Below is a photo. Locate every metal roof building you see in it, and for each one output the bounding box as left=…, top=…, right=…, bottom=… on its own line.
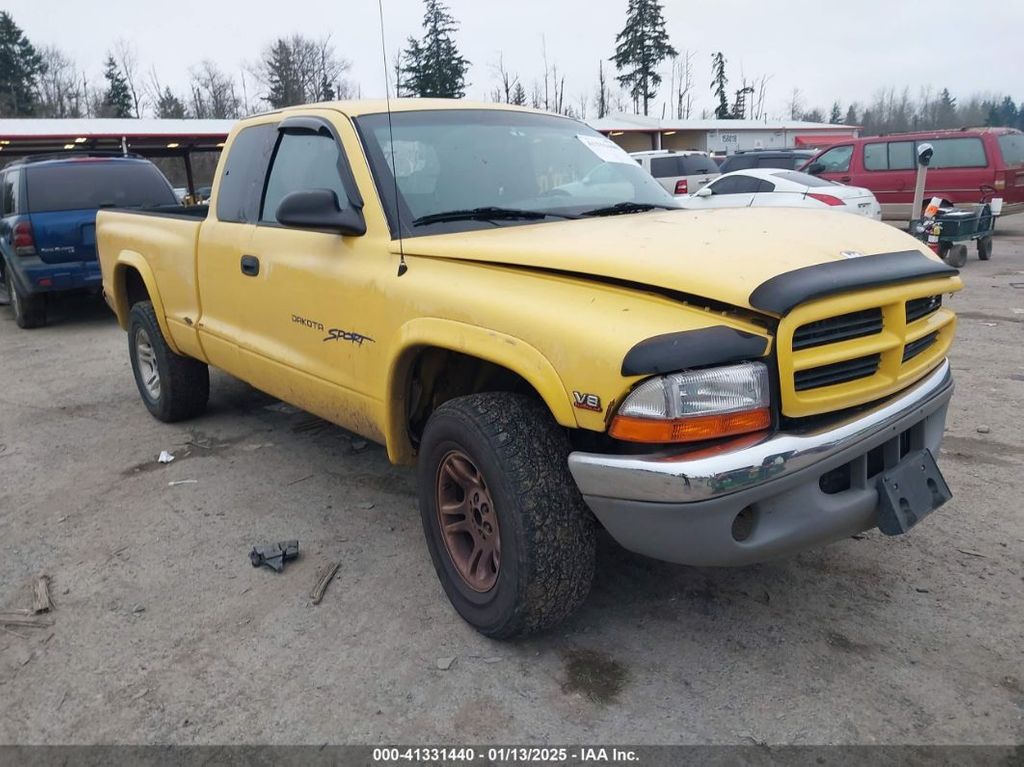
left=0, top=118, right=236, bottom=194
left=588, top=113, right=859, bottom=155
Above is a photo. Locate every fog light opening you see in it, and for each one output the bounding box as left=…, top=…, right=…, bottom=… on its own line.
left=731, top=506, right=757, bottom=542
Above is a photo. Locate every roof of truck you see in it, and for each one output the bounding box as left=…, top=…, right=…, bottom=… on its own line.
left=278, top=99, right=550, bottom=118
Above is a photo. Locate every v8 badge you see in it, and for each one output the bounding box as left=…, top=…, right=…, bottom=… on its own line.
left=572, top=391, right=602, bottom=412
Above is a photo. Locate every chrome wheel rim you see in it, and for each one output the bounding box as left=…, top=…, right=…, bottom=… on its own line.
left=435, top=449, right=501, bottom=593
left=135, top=328, right=161, bottom=400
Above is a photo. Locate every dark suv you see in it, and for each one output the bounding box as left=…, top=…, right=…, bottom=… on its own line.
left=718, top=149, right=817, bottom=175
left=0, top=153, right=177, bottom=328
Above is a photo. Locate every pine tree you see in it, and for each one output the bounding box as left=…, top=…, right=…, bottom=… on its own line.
left=510, top=82, right=527, bottom=106
left=844, top=104, right=859, bottom=125
left=402, top=0, right=470, bottom=98
left=829, top=101, right=842, bottom=124
left=101, top=55, right=133, bottom=117
left=263, top=39, right=303, bottom=108
left=934, top=88, right=957, bottom=128
left=998, top=96, right=1018, bottom=128
left=155, top=87, right=187, bottom=118
left=610, top=0, right=676, bottom=116
left=710, top=52, right=729, bottom=119
left=0, top=11, right=43, bottom=116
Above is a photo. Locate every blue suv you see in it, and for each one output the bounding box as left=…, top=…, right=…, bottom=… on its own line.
left=0, top=154, right=178, bottom=328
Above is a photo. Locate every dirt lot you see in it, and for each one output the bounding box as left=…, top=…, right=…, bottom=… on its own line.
left=1, top=219, right=1022, bottom=747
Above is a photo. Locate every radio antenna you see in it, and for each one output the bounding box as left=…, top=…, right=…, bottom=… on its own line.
left=378, top=0, right=407, bottom=276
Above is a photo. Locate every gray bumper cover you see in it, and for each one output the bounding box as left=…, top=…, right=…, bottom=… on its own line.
left=568, top=360, right=953, bottom=566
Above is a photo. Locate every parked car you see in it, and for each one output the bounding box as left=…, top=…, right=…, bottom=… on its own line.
left=0, top=153, right=178, bottom=328
left=98, top=100, right=960, bottom=638
left=631, top=149, right=720, bottom=195
left=677, top=168, right=882, bottom=219
left=718, top=148, right=817, bottom=174
left=803, top=128, right=1024, bottom=220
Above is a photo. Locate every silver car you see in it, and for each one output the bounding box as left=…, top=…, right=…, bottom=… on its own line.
left=631, top=149, right=720, bottom=196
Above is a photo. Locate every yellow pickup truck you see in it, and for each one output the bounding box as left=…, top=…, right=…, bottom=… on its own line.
left=98, top=100, right=961, bottom=638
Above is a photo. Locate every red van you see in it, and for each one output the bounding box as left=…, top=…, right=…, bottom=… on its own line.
left=803, top=128, right=1024, bottom=220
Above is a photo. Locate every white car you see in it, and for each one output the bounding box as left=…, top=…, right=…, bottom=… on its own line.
left=678, top=168, right=882, bottom=219
left=631, top=150, right=720, bottom=196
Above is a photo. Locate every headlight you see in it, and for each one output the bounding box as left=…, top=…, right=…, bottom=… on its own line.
left=609, top=362, right=771, bottom=443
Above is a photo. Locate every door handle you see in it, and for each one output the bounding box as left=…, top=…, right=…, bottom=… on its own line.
left=240, top=255, right=260, bottom=277
left=839, top=176, right=852, bottom=183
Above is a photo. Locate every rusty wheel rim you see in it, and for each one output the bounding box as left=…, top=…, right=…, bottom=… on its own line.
left=435, top=449, right=500, bottom=593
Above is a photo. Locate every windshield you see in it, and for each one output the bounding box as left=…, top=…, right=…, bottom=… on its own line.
left=25, top=161, right=177, bottom=213
left=356, top=109, right=676, bottom=235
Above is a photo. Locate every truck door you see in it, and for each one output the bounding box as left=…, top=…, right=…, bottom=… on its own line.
left=233, top=113, right=384, bottom=438
left=195, top=120, right=278, bottom=381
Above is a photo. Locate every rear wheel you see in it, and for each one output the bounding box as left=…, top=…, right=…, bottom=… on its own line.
left=128, top=301, right=209, bottom=422
left=417, top=392, right=596, bottom=639
left=977, top=235, right=993, bottom=261
left=5, top=267, right=46, bottom=329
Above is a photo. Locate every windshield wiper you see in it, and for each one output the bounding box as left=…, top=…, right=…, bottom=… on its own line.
left=579, top=202, right=675, bottom=217
left=412, top=206, right=575, bottom=227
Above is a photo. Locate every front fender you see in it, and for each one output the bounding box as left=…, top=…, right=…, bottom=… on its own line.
left=384, top=317, right=579, bottom=464
left=110, top=252, right=181, bottom=355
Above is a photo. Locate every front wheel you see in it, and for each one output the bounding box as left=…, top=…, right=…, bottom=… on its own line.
left=977, top=235, right=993, bottom=261
left=128, top=301, right=210, bottom=422
left=417, top=393, right=596, bottom=639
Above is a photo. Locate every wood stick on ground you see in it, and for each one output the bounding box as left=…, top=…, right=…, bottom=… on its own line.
left=0, top=613, right=53, bottom=629
left=310, top=561, right=341, bottom=605
left=33, top=575, right=53, bottom=614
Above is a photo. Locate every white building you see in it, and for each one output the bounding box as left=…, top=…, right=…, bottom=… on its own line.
left=588, top=113, right=859, bottom=155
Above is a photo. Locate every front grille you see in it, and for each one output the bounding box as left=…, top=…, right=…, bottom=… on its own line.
left=794, top=354, right=881, bottom=391
left=792, top=308, right=883, bottom=350
left=903, top=332, right=938, bottom=362
left=906, top=295, right=942, bottom=323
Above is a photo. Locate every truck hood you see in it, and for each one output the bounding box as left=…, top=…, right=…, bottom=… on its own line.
left=400, top=207, right=939, bottom=314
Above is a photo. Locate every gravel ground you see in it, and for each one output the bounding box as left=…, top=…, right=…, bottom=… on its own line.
left=0, top=218, right=1021, bottom=746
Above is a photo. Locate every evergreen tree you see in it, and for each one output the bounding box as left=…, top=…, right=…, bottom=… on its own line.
left=829, top=101, right=842, bottom=124
left=710, top=52, right=729, bottom=119
left=844, top=104, right=859, bottom=125
left=0, top=11, right=43, bottom=116
left=155, top=87, right=187, bottom=118
left=402, top=0, right=470, bottom=98
left=101, top=55, right=134, bottom=117
left=610, top=0, right=676, bottom=116
left=510, top=82, right=527, bottom=106
left=935, top=88, right=957, bottom=128
left=998, top=96, right=1018, bottom=128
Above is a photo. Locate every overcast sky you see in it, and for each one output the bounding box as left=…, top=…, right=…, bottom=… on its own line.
left=8, top=0, right=1023, bottom=119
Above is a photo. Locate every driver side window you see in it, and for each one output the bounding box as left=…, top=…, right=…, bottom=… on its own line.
left=815, top=145, right=853, bottom=173
left=261, top=133, right=347, bottom=224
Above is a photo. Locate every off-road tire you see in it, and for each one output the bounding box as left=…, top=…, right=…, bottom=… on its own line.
left=128, top=301, right=209, bottom=422
left=418, top=392, right=596, bottom=639
left=6, top=266, right=46, bottom=329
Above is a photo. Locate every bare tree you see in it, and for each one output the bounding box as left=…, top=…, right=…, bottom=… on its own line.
left=490, top=52, right=519, bottom=103
left=595, top=60, right=611, bottom=118
left=38, top=45, right=84, bottom=118
left=668, top=51, right=694, bottom=119
left=189, top=60, right=241, bottom=119
left=787, top=87, right=803, bottom=120
left=113, top=39, right=142, bottom=117
left=254, top=34, right=352, bottom=108
left=752, top=74, right=772, bottom=120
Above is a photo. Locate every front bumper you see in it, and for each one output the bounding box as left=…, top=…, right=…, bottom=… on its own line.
left=568, top=360, right=953, bottom=566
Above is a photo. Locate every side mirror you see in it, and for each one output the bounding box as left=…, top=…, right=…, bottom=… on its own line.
left=275, top=189, right=366, bottom=236
left=806, top=162, right=825, bottom=176
left=917, top=143, right=934, bottom=167
left=695, top=185, right=713, bottom=198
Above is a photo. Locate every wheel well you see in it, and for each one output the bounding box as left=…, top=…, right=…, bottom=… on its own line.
left=404, top=347, right=544, bottom=445
left=122, top=267, right=150, bottom=309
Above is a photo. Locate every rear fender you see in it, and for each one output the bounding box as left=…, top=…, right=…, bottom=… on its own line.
left=110, top=251, right=180, bottom=355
